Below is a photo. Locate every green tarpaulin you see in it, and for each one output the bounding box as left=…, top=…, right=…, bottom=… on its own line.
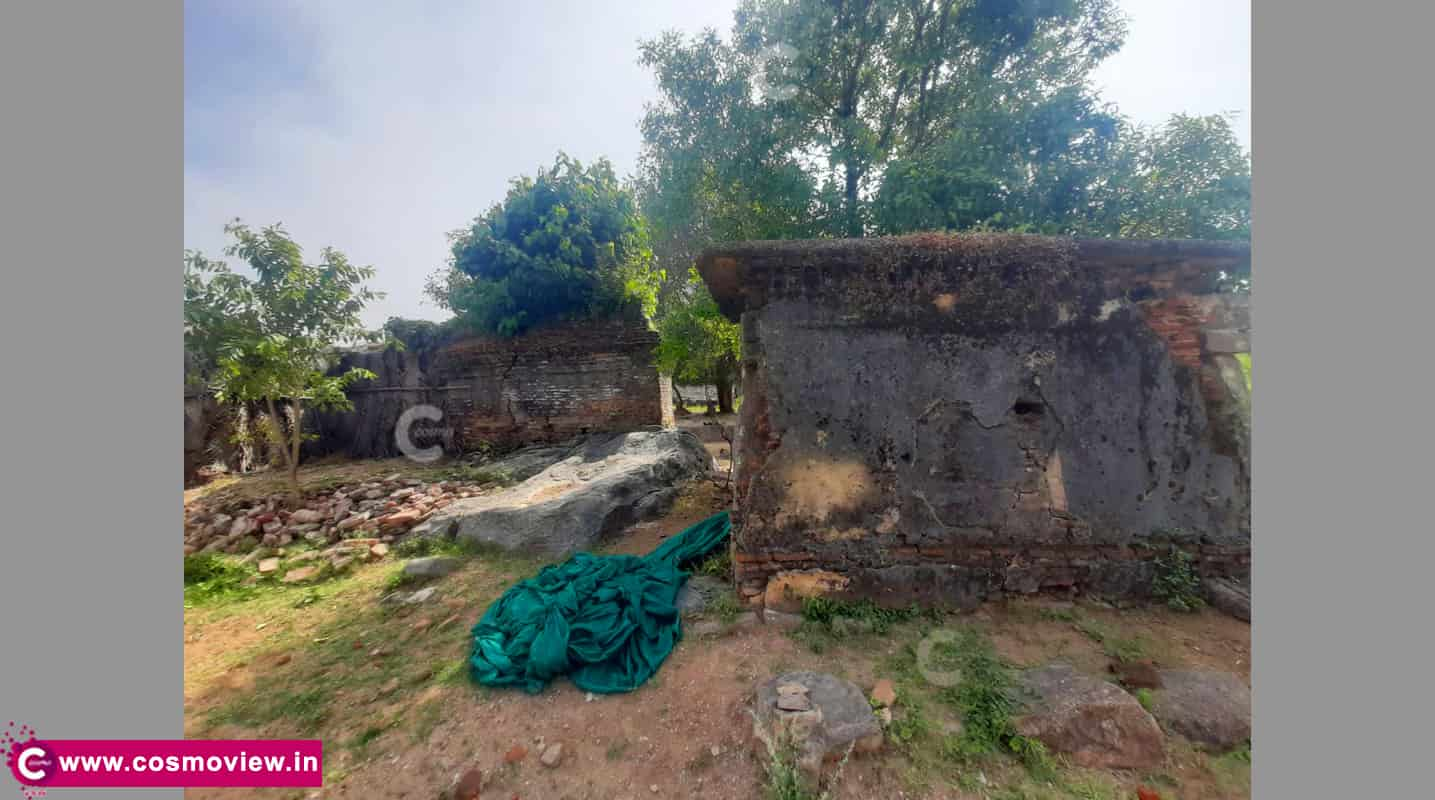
left=468, top=510, right=732, bottom=694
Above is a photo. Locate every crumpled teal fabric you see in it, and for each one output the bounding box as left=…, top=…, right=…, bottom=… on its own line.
left=468, top=510, right=731, bottom=694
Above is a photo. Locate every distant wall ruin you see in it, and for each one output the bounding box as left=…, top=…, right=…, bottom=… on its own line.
left=698, top=234, right=1251, bottom=610
left=308, top=315, right=671, bottom=459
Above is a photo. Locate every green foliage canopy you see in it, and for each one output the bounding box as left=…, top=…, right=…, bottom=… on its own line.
left=654, top=267, right=742, bottom=391
left=638, top=0, right=1250, bottom=246
left=430, top=154, right=663, bottom=337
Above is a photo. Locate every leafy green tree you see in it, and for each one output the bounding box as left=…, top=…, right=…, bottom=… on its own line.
left=639, top=0, right=1127, bottom=242
left=655, top=268, right=743, bottom=413
left=638, top=2, right=1250, bottom=251
left=638, top=1, right=1137, bottom=382
left=1113, top=113, right=1251, bottom=241
left=184, top=221, right=382, bottom=497
left=429, top=153, right=663, bottom=337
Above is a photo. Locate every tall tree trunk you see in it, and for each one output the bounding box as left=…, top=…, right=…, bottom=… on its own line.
left=845, top=164, right=863, bottom=238
left=264, top=396, right=293, bottom=474
left=715, top=356, right=738, bottom=414
left=287, top=398, right=303, bottom=501
left=717, top=380, right=735, bottom=415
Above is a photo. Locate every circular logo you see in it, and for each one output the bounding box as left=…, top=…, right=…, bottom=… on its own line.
left=915, top=628, right=964, bottom=688
left=395, top=404, right=446, bottom=464
left=11, top=741, right=57, bottom=786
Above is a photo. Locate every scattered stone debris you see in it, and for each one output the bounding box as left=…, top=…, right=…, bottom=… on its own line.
left=1149, top=669, right=1251, bottom=750
left=503, top=745, right=527, bottom=764
left=752, top=672, right=883, bottom=788
left=776, top=683, right=813, bottom=711
left=257, top=557, right=280, bottom=574
left=183, top=475, right=492, bottom=557
left=1012, top=663, right=1165, bottom=769
left=280, top=566, right=320, bottom=584
left=539, top=742, right=564, bottom=767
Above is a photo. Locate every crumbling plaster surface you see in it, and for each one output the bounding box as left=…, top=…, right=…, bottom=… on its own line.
left=699, top=234, right=1251, bottom=608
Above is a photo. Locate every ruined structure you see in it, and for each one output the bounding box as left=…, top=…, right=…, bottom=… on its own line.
left=697, top=234, right=1251, bottom=610
left=308, top=315, right=672, bottom=459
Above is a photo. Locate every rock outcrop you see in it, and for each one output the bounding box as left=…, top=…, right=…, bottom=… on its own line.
left=409, top=430, right=712, bottom=555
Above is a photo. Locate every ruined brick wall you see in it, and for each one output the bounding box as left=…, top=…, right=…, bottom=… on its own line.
left=697, top=234, right=1251, bottom=610
left=307, top=315, right=667, bottom=458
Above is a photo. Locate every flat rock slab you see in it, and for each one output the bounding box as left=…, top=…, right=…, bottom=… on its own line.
left=753, top=671, right=882, bottom=784
left=1150, top=669, right=1251, bottom=750
left=402, top=556, right=462, bottom=579
left=410, top=430, right=712, bottom=556
left=1013, top=663, right=1165, bottom=769
left=677, top=575, right=731, bottom=617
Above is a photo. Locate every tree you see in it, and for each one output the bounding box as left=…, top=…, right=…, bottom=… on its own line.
left=638, top=2, right=1134, bottom=385
left=638, top=0, right=1127, bottom=242
left=184, top=221, right=382, bottom=497
left=1113, top=113, right=1251, bottom=241
left=638, top=2, right=1251, bottom=251
left=655, top=267, right=743, bottom=414
left=428, top=153, right=663, bottom=337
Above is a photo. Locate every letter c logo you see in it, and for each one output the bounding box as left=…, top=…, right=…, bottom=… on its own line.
left=17, top=746, right=49, bottom=781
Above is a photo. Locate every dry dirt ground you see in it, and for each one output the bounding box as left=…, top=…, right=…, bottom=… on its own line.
left=184, top=453, right=1250, bottom=800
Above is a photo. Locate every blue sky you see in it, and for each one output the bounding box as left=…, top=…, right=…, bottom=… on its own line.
left=185, top=0, right=1251, bottom=327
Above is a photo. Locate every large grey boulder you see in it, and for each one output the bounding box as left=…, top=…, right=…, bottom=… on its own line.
left=751, top=671, right=883, bottom=788
left=402, top=556, right=462, bottom=579
left=1012, top=663, right=1165, bottom=769
left=1149, top=669, right=1251, bottom=750
left=1203, top=577, right=1252, bottom=622
left=409, top=430, right=713, bottom=556
left=677, top=575, right=731, bottom=617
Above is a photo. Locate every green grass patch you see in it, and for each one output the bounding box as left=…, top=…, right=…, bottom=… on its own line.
left=1212, top=742, right=1252, bottom=795
left=1074, top=617, right=1151, bottom=663
left=696, top=550, right=732, bottom=581
left=184, top=553, right=261, bottom=606
left=1134, top=687, right=1154, bottom=711
left=800, top=596, right=928, bottom=634
left=209, top=685, right=333, bottom=735
left=705, top=592, right=743, bottom=624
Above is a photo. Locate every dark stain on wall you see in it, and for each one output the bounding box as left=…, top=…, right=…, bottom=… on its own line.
left=698, top=233, right=1251, bottom=609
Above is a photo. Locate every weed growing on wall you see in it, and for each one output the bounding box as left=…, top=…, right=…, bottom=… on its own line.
left=1152, top=546, right=1206, bottom=612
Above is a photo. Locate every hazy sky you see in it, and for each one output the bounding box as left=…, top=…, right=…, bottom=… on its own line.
left=184, top=0, right=1251, bottom=327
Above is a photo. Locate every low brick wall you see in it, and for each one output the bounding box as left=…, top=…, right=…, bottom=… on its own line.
left=307, top=316, right=669, bottom=458
left=697, top=234, right=1251, bottom=610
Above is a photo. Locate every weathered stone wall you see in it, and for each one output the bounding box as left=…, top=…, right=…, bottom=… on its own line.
left=307, top=315, right=669, bottom=458
left=697, top=234, right=1251, bottom=610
